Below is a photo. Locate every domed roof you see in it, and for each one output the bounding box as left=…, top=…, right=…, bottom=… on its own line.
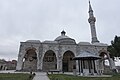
left=54, top=30, right=76, bottom=44
left=26, top=40, right=41, bottom=43
left=55, top=35, right=70, bottom=41
left=55, top=30, right=73, bottom=41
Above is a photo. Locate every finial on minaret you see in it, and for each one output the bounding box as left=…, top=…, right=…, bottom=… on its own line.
left=89, top=0, right=93, bottom=13
left=61, top=30, right=66, bottom=36
left=88, top=1, right=99, bottom=43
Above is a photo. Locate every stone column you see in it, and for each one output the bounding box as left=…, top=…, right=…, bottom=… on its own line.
left=78, top=60, right=80, bottom=74
left=57, top=58, right=59, bottom=70
left=16, top=43, right=26, bottom=71
left=76, top=60, right=79, bottom=73
left=36, top=49, right=40, bottom=71
left=40, top=58, right=43, bottom=71
left=57, top=59, right=59, bottom=70
left=81, top=60, right=83, bottom=73
left=88, top=60, right=91, bottom=73
left=16, top=50, right=25, bottom=71
left=39, top=47, right=44, bottom=71
left=57, top=57, right=62, bottom=71
left=39, top=51, right=44, bottom=71
left=93, top=60, right=96, bottom=73
left=16, top=59, right=22, bottom=70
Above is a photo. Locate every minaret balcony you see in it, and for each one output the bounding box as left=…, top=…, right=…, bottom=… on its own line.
left=88, top=17, right=96, bottom=23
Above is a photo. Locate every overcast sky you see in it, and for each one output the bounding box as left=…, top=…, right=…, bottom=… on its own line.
left=0, top=0, right=120, bottom=61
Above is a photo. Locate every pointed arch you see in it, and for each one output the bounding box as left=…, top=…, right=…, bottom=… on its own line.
left=98, top=49, right=111, bottom=74
left=99, top=49, right=110, bottom=59
left=22, top=48, right=37, bottom=71
left=42, top=50, right=57, bottom=71
left=62, top=50, right=76, bottom=72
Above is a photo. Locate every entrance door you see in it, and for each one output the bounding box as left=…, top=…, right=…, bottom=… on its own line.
left=63, top=62, right=68, bottom=72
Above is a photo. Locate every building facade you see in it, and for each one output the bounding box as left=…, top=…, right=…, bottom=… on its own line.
left=16, top=1, right=114, bottom=75
left=0, top=59, right=17, bottom=70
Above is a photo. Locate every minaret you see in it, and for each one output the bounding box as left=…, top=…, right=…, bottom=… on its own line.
left=88, top=0, right=99, bottom=43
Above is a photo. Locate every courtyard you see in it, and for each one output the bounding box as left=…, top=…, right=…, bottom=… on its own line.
left=0, top=70, right=119, bottom=80
left=0, top=73, right=117, bottom=80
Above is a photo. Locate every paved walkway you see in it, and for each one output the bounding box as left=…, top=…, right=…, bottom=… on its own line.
left=33, top=72, right=50, bottom=80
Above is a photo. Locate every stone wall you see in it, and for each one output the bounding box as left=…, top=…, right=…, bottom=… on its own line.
left=16, top=40, right=108, bottom=73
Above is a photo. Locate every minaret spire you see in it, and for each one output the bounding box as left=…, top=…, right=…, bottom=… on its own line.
left=88, top=0, right=99, bottom=43
left=89, top=0, right=93, bottom=13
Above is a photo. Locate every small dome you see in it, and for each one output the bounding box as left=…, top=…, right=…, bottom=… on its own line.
left=55, top=30, right=72, bottom=41
left=54, top=30, right=76, bottom=44
left=55, top=35, right=70, bottom=41
left=26, top=40, right=41, bottom=43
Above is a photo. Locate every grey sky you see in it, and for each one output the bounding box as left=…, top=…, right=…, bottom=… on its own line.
left=0, top=0, right=120, bottom=61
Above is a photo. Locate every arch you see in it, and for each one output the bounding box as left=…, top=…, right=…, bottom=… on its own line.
left=62, top=50, right=76, bottom=72
left=98, top=49, right=111, bottom=74
left=99, top=49, right=110, bottom=59
left=22, top=48, right=37, bottom=71
left=42, top=50, right=57, bottom=71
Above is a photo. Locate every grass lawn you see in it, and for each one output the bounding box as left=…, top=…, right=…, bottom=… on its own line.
left=48, top=74, right=120, bottom=80
left=0, top=73, right=33, bottom=80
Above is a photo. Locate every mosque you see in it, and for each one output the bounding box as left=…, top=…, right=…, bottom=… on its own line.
left=16, top=1, right=115, bottom=75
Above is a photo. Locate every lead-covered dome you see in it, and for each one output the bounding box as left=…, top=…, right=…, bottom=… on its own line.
left=55, top=30, right=76, bottom=44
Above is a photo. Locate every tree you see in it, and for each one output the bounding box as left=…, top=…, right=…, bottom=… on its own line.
left=108, top=36, right=120, bottom=60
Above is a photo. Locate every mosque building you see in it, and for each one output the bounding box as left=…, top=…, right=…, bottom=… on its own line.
left=16, top=1, right=115, bottom=75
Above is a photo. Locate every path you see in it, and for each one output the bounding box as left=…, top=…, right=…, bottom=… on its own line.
left=33, top=72, right=50, bottom=80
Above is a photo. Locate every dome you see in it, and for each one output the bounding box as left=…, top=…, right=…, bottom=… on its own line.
left=55, top=30, right=69, bottom=41
left=55, top=35, right=70, bottom=41
left=54, top=30, right=76, bottom=44
left=26, top=40, right=41, bottom=43
left=55, top=30, right=72, bottom=41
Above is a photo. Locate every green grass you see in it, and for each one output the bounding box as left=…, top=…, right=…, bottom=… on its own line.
left=48, top=74, right=120, bottom=80
left=0, top=73, right=33, bottom=80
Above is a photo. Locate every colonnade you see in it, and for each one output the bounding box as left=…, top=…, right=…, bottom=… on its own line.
left=78, top=59, right=97, bottom=75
